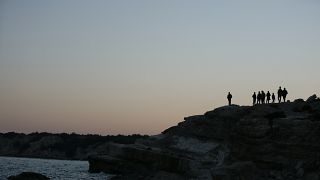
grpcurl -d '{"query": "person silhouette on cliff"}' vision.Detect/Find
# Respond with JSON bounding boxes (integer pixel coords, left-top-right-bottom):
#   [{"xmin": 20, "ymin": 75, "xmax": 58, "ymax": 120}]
[
  {"xmin": 261, "ymin": 91, "xmax": 266, "ymax": 104},
  {"xmin": 282, "ymin": 88, "xmax": 288, "ymax": 102},
  {"xmin": 257, "ymin": 91, "xmax": 261, "ymax": 104},
  {"xmin": 272, "ymin": 93, "xmax": 275, "ymax": 103},
  {"xmin": 252, "ymin": 92, "xmax": 256, "ymax": 105},
  {"xmin": 266, "ymin": 91, "xmax": 271, "ymax": 104},
  {"xmin": 277, "ymin": 87, "xmax": 283, "ymax": 103},
  {"xmin": 227, "ymin": 92, "xmax": 232, "ymax": 106}
]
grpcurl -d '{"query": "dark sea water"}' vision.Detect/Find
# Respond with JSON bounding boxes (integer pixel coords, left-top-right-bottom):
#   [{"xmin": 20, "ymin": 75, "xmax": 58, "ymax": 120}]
[{"xmin": 0, "ymin": 156, "xmax": 110, "ymax": 180}]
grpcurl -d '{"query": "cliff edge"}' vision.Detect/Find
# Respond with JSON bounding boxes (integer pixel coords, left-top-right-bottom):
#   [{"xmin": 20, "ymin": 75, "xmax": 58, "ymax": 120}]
[{"xmin": 89, "ymin": 95, "xmax": 320, "ymax": 180}]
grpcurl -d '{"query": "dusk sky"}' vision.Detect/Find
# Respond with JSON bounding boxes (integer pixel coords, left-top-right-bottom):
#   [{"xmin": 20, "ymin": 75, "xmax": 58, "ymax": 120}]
[{"xmin": 1, "ymin": 0, "xmax": 319, "ymax": 135}]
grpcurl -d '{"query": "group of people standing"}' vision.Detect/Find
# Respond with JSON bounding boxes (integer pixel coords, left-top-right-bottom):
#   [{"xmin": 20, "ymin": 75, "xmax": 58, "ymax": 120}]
[
  {"xmin": 226, "ymin": 87, "xmax": 288, "ymax": 106},
  {"xmin": 252, "ymin": 87, "xmax": 288, "ymax": 105},
  {"xmin": 252, "ymin": 91, "xmax": 273, "ymax": 104}
]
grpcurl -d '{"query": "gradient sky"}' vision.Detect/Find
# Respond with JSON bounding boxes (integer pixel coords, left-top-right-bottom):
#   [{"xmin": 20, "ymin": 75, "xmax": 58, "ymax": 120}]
[{"xmin": 0, "ymin": 0, "xmax": 319, "ymax": 135}]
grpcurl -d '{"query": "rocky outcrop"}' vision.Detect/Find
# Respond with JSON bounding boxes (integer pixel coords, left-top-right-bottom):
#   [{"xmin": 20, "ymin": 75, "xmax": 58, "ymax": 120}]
[
  {"xmin": 89, "ymin": 95, "xmax": 320, "ymax": 180},
  {"xmin": 7, "ymin": 172, "xmax": 50, "ymax": 180},
  {"xmin": 88, "ymin": 143, "xmax": 190, "ymax": 175}
]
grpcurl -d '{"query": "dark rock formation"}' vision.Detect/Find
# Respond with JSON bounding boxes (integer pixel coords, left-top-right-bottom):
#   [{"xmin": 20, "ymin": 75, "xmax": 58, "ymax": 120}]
[
  {"xmin": 88, "ymin": 143, "xmax": 190, "ymax": 177},
  {"xmin": 89, "ymin": 95, "xmax": 320, "ymax": 180},
  {"xmin": 7, "ymin": 172, "xmax": 49, "ymax": 180}
]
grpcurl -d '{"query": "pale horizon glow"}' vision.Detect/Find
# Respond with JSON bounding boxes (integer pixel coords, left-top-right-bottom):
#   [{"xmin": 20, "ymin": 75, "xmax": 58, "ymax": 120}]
[{"xmin": 0, "ymin": 0, "xmax": 320, "ymax": 135}]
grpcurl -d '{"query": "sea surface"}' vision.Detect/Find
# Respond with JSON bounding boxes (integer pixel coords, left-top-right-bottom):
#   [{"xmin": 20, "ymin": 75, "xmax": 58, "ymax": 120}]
[{"xmin": 0, "ymin": 156, "xmax": 110, "ymax": 180}]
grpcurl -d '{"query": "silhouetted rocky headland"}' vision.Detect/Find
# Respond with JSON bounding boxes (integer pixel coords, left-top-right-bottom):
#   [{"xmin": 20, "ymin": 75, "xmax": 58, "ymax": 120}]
[
  {"xmin": 0, "ymin": 133, "xmax": 148, "ymax": 160},
  {"xmin": 89, "ymin": 95, "xmax": 320, "ymax": 180}
]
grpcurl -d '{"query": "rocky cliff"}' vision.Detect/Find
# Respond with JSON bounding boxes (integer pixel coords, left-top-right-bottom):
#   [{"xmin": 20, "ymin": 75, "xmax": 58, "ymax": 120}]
[{"xmin": 89, "ymin": 95, "xmax": 320, "ymax": 180}]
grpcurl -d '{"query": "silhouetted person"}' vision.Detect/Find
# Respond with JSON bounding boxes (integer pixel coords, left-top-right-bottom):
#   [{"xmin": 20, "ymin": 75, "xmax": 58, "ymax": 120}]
[
  {"xmin": 227, "ymin": 92, "xmax": 232, "ymax": 106},
  {"xmin": 261, "ymin": 91, "xmax": 266, "ymax": 104},
  {"xmin": 277, "ymin": 87, "xmax": 282, "ymax": 103},
  {"xmin": 257, "ymin": 91, "xmax": 261, "ymax": 104},
  {"xmin": 282, "ymin": 88, "xmax": 288, "ymax": 102},
  {"xmin": 266, "ymin": 91, "xmax": 271, "ymax": 104},
  {"xmin": 252, "ymin": 92, "xmax": 256, "ymax": 105},
  {"xmin": 272, "ymin": 93, "xmax": 275, "ymax": 103}
]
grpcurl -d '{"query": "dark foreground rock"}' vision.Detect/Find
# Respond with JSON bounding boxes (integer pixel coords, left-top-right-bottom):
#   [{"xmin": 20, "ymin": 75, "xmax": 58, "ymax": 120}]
[
  {"xmin": 89, "ymin": 95, "xmax": 320, "ymax": 180},
  {"xmin": 8, "ymin": 172, "xmax": 49, "ymax": 180}
]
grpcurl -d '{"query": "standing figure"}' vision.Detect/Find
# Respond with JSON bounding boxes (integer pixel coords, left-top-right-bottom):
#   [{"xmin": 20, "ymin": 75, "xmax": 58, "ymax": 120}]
[
  {"xmin": 277, "ymin": 87, "xmax": 283, "ymax": 103},
  {"xmin": 257, "ymin": 91, "xmax": 261, "ymax": 104},
  {"xmin": 272, "ymin": 93, "xmax": 275, "ymax": 103},
  {"xmin": 252, "ymin": 92, "xmax": 256, "ymax": 105},
  {"xmin": 227, "ymin": 92, "xmax": 232, "ymax": 106},
  {"xmin": 266, "ymin": 91, "xmax": 271, "ymax": 104},
  {"xmin": 282, "ymin": 88, "xmax": 288, "ymax": 102},
  {"xmin": 261, "ymin": 91, "xmax": 266, "ymax": 104}
]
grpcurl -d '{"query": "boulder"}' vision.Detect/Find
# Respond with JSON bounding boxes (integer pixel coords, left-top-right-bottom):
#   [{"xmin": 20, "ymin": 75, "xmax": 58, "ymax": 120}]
[{"xmin": 307, "ymin": 94, "xmax": 318, "ymax": 102}]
